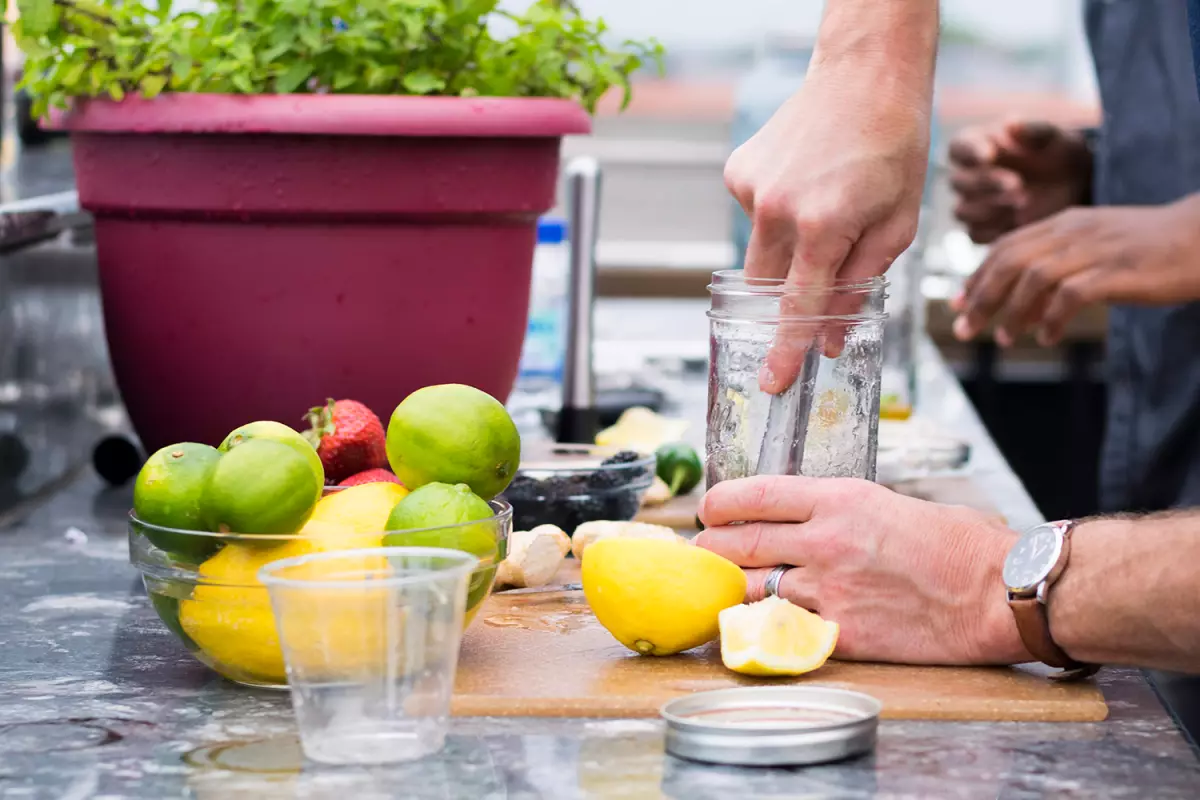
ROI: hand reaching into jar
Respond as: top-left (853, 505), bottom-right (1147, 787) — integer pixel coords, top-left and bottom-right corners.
top-left (724, 0), bottom-right (938, 394)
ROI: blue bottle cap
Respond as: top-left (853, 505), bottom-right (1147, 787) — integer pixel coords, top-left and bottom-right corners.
top-left (537, 218), bottom-right (567, 245)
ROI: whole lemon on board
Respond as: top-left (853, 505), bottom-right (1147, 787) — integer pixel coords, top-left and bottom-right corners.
top-left (582, 538), bottom-right (747, 656)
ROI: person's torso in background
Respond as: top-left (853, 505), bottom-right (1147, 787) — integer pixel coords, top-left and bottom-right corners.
top-left (1087, 0), bottom-right (1200, 511)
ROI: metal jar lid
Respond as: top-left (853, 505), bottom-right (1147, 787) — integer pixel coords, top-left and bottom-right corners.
top-left (661, 686), bottom-right (882, 767)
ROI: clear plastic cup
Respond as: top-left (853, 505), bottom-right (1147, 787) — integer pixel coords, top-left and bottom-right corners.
top-left (258, 547), bottom-right (478, 766)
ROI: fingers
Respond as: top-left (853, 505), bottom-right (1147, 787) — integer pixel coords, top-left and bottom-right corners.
top-left (1037, 272), bottom-right (1101, 345)
top-left (949, 167), bottom-right (1022, 202)
top-left (947, 126), bottom-right (999, 169)
top-left (1004, 120), bottom-right (1060, 150)
top-left (820, 219), bottom-right (909, 358)
top-left (698, 475), bottom-right (822, 527)
top-left (758, 231), bottom-right (852, 395)
top-left (696, 522), bottom-right (813, 570)
top-left (953, 226), bottom-right (1051, 341)
top-left (743, 566), bottom-right (819, 609)
top-left (991, 260), bottom-right (1062, 343)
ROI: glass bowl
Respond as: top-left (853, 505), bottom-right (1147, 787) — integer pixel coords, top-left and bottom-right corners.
top-left (500, 444), bottom-right (655, 534)
top-left (128, 500), bottom-right (511, 688)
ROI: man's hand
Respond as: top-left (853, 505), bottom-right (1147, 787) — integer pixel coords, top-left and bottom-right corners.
top-left (724, 0), bottom-right (937, 394)
top-left (948, 120), bottom-right (1093, 244)
top-left (951, 197), bottom-right (1200, 346)
top-left (695, 476), bottom-right (1029, 665)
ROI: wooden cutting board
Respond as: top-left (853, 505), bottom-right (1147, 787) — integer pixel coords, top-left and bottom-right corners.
top-left (452, 474), bottom-right (1104, 722)
top-left (453, 563), bottom-right (1107, 722)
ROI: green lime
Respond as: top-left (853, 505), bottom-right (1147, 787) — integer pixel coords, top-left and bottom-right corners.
top-left (465, 564), bottom-right (498, 613)
top-left (382, 482), bottom-right (498, 560)
top-left (134, 442), bottom-right (222, 561)
top-left (202, 440), bottom-right (320, 537)
top-left (148, 591), bottom-right (200, 652)
top-left (386, 384), bottom-right (520, 501)
top-left (220, 420), bottom-right (324, 503)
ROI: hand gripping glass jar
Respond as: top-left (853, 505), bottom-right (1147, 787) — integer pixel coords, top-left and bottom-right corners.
top-left (706, 271), bottom-right (888, 488)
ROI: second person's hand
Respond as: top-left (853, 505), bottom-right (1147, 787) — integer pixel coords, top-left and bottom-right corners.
top-left (948, 119), bottom-right (1093, 244)
top-left (951, 198), bottom-right (1200, 346)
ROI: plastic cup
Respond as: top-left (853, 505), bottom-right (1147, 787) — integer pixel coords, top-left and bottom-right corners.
top-left (258, 547), bottom-right (478, 766)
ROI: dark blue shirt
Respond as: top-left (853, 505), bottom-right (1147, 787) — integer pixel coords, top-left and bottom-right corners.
top-left (1087, 0), bottom-right (1200, 511)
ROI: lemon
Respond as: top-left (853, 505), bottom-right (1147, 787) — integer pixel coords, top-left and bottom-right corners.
top-left (719, 595), bottom-right (839, 677)
top-left (595, 406), bottom-right (689, 452)
top-left (308, 481), bottom-right (409, 534)
top-left (179, 539), bottom-right (313, 683)
top-left (178, 522), bottom-right (392, 684)
top-left (582, 538), bottom-right (746, 656)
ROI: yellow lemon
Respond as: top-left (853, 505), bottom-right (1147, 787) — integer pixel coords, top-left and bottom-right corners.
top-left (582, 538), bottom-right (746, 656)
top-left (180, 539), bottom-right (313, 684)
top-left (719, 596), bottom-right (839, 677)
top-left (308, 482), bottom-right (409, 534)
top-left (595, 406), bottom-right (689, 451)
top-left (179, 522), bottom-right (394, 684)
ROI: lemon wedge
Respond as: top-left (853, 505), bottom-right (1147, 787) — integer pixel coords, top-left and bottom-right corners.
top-left (719, 596), bottom-right (839, 676)
top-left (595, 407), bottom-right (689, 451)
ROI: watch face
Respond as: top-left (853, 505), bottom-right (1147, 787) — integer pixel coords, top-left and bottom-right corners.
top-left (1002, 524), bottom-right (1064, 593)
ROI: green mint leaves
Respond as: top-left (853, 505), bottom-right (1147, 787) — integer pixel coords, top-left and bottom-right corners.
top-left (16, 0), bottom-right (664, 119)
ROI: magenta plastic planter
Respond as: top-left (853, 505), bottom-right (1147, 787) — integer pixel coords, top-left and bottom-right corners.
top-left (59, 94), bottom-right (590, 453)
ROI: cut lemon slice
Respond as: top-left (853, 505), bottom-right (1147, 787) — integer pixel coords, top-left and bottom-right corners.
top-left (595, 407), bottom-right (689, 451)
top-left (719, 596), bottom-right (839, 677)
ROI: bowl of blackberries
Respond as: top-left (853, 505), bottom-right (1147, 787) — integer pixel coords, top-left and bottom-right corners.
top-left (501, 444), bottom-right (656, 534)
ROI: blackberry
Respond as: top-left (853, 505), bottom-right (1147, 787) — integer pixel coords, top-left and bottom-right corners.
top-left (502, 474), bottom-right (542, 501)
top-left (586, 468), bottom-right (625, 492)
top-left (600, 450), bottom-right (642, 466)
top-left (602, 491), bottom-right (641, 522)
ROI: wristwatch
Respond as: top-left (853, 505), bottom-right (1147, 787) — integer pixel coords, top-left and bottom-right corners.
top-left (1002, 520), bottom-right (1098, 680)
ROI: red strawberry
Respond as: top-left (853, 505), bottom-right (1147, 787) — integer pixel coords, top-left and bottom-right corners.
top-left (303, 398), bottom-right (388, 484)
top-left (339, 468), bottom-right (402, 488)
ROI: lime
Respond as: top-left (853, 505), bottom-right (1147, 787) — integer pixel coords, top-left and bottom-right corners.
top-left (134, 442), bottom-right (222, 560)
top-left (202, 440), bottom-right (320, 537)
top-left (382, 482), bottom-right (498, 559)
top-left (386, 384), bottom-right (520, 501)
top-left (148, 591), bottom-right (200, 652)
top-left (220, 420), bottom-right (324, 503)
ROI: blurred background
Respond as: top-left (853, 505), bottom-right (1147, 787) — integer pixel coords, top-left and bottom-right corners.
top-left (0, 0), bottom-right (1107, 522)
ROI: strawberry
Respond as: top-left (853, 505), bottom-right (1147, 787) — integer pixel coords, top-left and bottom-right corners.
top-left (303, 398), bottom-right (388, 485)
top-left (339, 468), bottom-right (402, 488)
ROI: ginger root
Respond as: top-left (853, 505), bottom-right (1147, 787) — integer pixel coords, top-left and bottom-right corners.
top-left (495, 524), bottom-right (570, 588)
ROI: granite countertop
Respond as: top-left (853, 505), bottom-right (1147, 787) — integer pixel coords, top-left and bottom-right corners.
top-left (1, 320), bottom-right (1198, 797)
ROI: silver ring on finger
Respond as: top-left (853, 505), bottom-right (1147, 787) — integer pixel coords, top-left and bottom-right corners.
top-left (764, 565), bottom-right (793, 598)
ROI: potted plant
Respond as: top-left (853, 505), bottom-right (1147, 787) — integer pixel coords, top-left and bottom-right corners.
top-left (15, 0), bottom-right (659, 452)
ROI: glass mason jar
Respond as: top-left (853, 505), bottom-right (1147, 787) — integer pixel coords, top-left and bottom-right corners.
top-left (706, 272), bottom-right (888, 487)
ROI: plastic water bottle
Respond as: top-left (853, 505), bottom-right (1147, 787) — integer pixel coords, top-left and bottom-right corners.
top-left (509, 218), bottom-right (569, 434)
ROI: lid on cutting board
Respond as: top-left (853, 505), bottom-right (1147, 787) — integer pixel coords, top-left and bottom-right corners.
top-left (660, 686), bottom-right (881, 767)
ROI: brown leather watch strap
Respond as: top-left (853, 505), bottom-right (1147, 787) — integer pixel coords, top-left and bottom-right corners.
top-left (1009, 596), bottom-right (1078, 669)
top-left (1007, 522), bottom-right (1099, 681)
